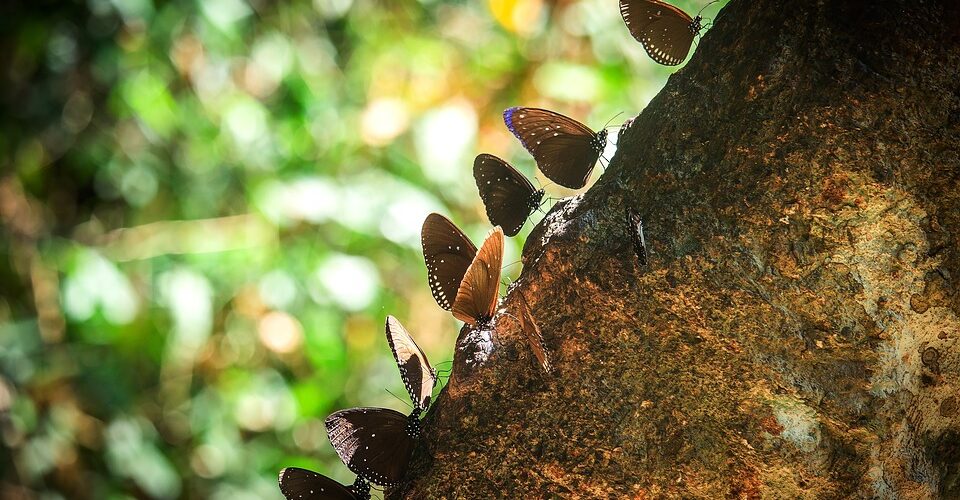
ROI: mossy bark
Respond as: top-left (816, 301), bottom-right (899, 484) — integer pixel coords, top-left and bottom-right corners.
top-left (399, 0), bottom-right (960, 497)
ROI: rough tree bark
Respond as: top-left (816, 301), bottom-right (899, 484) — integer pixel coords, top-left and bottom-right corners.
top-left (400, 0), bottom-right (960, 497)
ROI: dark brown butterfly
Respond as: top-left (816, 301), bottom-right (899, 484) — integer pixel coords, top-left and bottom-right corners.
top-left (325, 407), bottom-right (421, 487)
top-left (503, 107), bottom-right (607, 189)
top-left (278, 467), bottom-right (371, 500)
top-left (474, 153), bottom-right (544, 237)
top-left (452, 227), bottom-right (504, 328)
top-left (421, 213), bottom-right (477, 311)
top-left (620, 0), bottom-right (703, 66)
top-left (516, 294), bottom-right (551, 374)
top-left (628, 209), bottom-right (648, 266)
top-left (385, 315), bottom-right (436, 412)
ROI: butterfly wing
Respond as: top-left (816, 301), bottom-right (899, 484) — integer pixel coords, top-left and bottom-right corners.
top-left (421, 213), bottom-right (478, 311)
top-left (620, 0), bottom-right (683, 33)
top-left (278, 467), bottom-right (362, 500)
top-left (640, 14), bottom-right (696, 66)
top-left (452, 227), bottom-right (504, 327)
top-left (503, 107), bottom-right (604, 189)
top-left (385, 316), bottom-right (436, 412)
top-left (473, 154), bottom-right (542, 237)
top-left (325, 408), bottom-right (417, 487)
top-left (620, 0), bottom-right (696, 66)
top-left (516, 294), bottom-right (551, 374)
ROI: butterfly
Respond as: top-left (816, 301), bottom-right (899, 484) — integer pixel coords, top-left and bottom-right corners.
top-left (619, 0), bottom-right (704, 66)
top-left (324, 317), bottom-right (437, 487)
top-left (627, 209), bottom-right (648, 266)
top-left (278, 467), bottom-right (371, 500)
top-left (421, 213), bottom-right (477, 311)
top-left (325, 406), bottom-right (422, 487)
top-left (385, 315), bottom-right (437, 412)
top-left (516, 294), bottom-right (551, 374)
top-left (474, 153), bottom-right (544, 237)
top-left (452, 227), bottom-right (504, 328)
top-left (503, 107), bottom-right (608, 190)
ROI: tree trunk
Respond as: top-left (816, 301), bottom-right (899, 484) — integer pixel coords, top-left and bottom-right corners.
top-left (401, 0), bottom-right (960, 497)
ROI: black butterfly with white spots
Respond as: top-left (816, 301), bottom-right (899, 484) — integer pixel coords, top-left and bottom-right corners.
top-left (323, 316), bottom-right (436, 488)
top-left (503, 107), bottom-right (607, 189)
top-left (474, 153), bottom-right (544, 237)
top-left (278, 467), bottom-right (371, 500)
top-left (325, 406), bottom-right (422, 487)
top-left (620, 0), bottom-right (704, 66)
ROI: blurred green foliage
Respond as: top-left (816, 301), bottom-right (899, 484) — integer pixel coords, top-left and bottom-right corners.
top-left (0, 0), bottom-right (724, 498)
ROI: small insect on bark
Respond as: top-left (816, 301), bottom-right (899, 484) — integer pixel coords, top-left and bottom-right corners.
top-left (627, 209), bottom-right (648, 266)
top-left (516, 293), bottom-right (551, 374)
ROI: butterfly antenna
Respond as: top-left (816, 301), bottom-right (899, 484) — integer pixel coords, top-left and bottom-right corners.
top-left (503, 260), bottom-right (522, 270)
top-left (384, 388), bottom-right (413, 409)
top-left (697, 0), bottom-right (720, 18)
top-left (433, 359), bottom-right (453, 368)
top-left (601, 111), bottom-right (625, 131)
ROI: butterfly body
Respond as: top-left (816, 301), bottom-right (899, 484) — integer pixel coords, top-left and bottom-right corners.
top-left (689, 15), bottom-right (703, 35)
top-left (405, 407), bottom-right (423, 438)
top-left (620, 0), bottom-right (703, 66)
top-left (503, 107), bottom-right (607, 189)
top-left (530, 189), bottom-right (546, 211)
top-left (278, 467), bottom-right (371, 500)
top-left (590, 130), bottom-right (608, 157)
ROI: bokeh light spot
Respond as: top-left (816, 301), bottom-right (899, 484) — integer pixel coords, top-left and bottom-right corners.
top-left (62, 249), bottom-right (139, 325)
top-left (258, 311), bottom-right (304, 354)
top-left (311, 255), bottom-right (380, 311)
top-left (414, 99), bottom-right (477, 184)
top-left (361, 98), bottom-right (410, 146)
